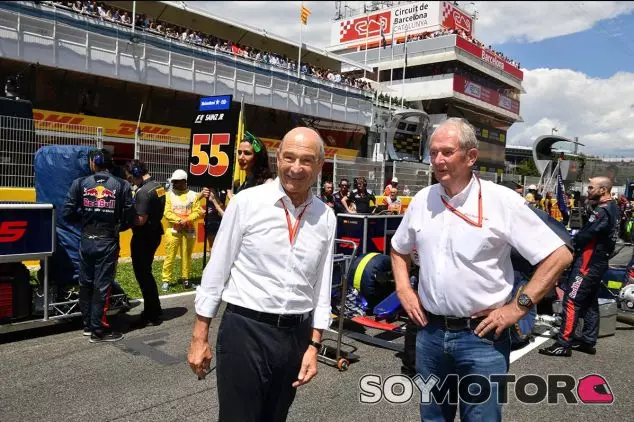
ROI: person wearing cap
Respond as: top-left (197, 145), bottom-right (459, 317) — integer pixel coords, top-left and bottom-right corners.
top-left (188, 127), bottom-right (336, 421)
top-left (384, 177), bottom-right (399, 196)
top-left (62, 148), bottom-right (134, 343)
top-left (390, 118), bottom-right (572, 421)
top-left (161, 169), bottom-right (202, 291)
top-left (125, 159), bottom-right (166, 326)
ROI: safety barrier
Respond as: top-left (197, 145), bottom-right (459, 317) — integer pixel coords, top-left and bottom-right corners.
top-left (0, 115), bottom-right (103, 188)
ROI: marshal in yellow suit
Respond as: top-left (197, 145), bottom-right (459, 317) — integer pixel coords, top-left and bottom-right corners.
top-left (161, 188), bottom-right (202, 288)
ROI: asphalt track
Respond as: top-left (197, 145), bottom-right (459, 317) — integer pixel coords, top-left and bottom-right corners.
top-left (1, 293), bottom-right (632, 422)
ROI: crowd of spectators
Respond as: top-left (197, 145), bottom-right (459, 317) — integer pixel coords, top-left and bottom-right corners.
top-left (43, 1), bottom-right (374, 92)
top-left (40, 1), bottom-right (519, 92)
top-left (395, 28), bottom-right (521, 70)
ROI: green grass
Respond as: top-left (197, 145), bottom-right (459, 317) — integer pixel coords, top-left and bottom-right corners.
top-left (115, 257), bottom-right (206, 299)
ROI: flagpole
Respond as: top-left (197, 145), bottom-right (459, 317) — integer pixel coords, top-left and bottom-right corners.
top-left (389, 35), bottom-right (394, 108)
top-left (363, 13), bottom-right (370, 79)
top-left (298, 2), bottom-right (303, 79)
top-left (401, 30), bottom-right (407, 108)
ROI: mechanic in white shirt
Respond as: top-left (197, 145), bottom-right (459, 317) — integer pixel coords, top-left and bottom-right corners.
top-left (390, 118), bottom-right (572, 422)
top-left (188, 127), bottom-right (335, 422)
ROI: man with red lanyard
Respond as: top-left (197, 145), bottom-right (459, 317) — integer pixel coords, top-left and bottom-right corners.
top-left (187, 127), bottom-right (336, 421)
top-left (390, 118), bottom-right (573, 422)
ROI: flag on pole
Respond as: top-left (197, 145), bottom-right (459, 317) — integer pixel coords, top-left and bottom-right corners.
top-left (380, 25), bottom-right (386, 49)
top-left (556, 165), bottom-right (569, 222)
top-left (403, 35), bottom-right (408, 67)
top-left (300, 4), bottom-right (311, 25)
top-left (233, 99), bottom-right (247, 187)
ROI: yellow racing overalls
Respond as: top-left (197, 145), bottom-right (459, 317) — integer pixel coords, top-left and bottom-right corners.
top-left (161, 189), bottom-right (201, 284)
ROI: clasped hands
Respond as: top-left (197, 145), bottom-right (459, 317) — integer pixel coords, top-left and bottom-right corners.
top-left (395, 285), bottom-right (528, 339)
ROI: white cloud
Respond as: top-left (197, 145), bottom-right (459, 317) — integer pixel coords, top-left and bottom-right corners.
top-left (472, 1), bottom-right (634, 44)
top-left (508, 69), bottom-right (634, 157)
top-left (188, 1), bottom-right (634, 48)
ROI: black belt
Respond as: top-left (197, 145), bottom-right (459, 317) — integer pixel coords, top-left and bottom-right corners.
top-left (225, 303), bottom-right (311, 328)
top-left (425, 311), bottom-right (484, 331)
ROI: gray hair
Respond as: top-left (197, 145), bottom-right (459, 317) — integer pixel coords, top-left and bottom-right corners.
top-left (430, 117), bottom-right (479, 150)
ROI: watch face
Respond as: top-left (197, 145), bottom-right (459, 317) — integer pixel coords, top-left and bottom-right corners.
top-left (518, 294), bottom-right (532, 307)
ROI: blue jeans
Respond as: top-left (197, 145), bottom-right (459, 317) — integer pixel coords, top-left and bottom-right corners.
top-left (416, 322), bottom-right (511, 422)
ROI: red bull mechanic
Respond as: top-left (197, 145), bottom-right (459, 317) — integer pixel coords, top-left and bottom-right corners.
top-left (62, 149), bottom-right (134, 343)
top-left (539, 176), bottom-right (619, 356)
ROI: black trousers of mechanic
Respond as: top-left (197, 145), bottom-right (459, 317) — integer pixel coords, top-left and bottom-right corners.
top-left (79, 236), bottom-right (118, 336)
top-left (215, 304), bottom-right (312, 422)
top-left (131, 230), bottom-right (163, 319)
top-left (557, 258), bottom-right (606, 348)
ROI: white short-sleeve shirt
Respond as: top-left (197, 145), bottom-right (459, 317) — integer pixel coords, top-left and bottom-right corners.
top-left (391, 174), bottom-right (565, 317)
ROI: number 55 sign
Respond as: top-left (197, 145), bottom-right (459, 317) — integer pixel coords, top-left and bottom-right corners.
top-left (187, 95), bottom-right (239, 188)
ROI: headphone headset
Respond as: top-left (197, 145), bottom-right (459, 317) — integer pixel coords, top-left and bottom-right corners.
top-left (130, 160), bottom-right (143, 178)
top-left (91, 149), bottom-right (105, 166)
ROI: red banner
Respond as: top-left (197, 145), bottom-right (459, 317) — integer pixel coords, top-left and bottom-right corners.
top-left (441, 1), bottom-right (473, 38)
top-left (455, 36), bottom-right (523, 80)
top-left (338, 11), bottom-right (391, 43)
top-left (453, 74), bottom-right (520, 115)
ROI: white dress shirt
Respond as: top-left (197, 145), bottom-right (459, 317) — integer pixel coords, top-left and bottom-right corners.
top-left (391, 174), bottom-right (565, 317)
top-left (194, 178), bottom-right (337, 329)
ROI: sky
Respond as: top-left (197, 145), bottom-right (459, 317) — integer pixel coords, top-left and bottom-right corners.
top-left (187, 1), bottom-right (634, 158)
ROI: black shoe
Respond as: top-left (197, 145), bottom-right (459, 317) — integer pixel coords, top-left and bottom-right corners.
top-left (82, 327), bottom-right (91, 337)
top-left (131, 312), bottom-right (162, 328)
top-left (538, 343), bottom-right (571, 357)
top-left (571, 340), bottom-right (596, 355)
top-left (89, 332), bottom-right (124, 343)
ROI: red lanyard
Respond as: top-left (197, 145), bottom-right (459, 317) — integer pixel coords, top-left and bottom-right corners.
top-left (440, 176), bottom-right (483, 228)
top-left (280, 199), bottom-right (310, 245)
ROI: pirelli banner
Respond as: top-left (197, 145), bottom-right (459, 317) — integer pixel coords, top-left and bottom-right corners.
top-left (187, 95), bottom-right (239, 189)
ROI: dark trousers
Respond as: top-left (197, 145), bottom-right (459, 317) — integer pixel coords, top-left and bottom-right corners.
top-left (131, 231), bottom-right (162, 318)
top-left (402, 321), bottom-right (418, 370)
top-left (215, 306), bottom-right (312, 422)
top-left (558, 259), bottom-right (605, 347)
top-left (79, 236), bottom-right (118, 335)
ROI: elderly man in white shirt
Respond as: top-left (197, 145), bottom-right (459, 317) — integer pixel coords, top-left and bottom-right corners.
top-left (390, 118), bottom-right (572, 422)
top-left (188, 127), bottom-right (335, 422)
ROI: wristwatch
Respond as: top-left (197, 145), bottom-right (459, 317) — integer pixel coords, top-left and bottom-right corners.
top-left (517, 293), bottom-right (534, 310)
top-left (309, 340), bottom-right (322, 350)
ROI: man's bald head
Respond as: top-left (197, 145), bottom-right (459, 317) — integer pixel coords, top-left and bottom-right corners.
top-left (280, 127), bottom-right (325, 161)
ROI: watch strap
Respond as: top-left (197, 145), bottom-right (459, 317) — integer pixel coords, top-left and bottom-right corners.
top-left (309, 340), bottom-right (322, 350)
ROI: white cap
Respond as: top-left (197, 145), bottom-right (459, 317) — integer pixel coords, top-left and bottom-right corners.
top-left (392, 177), bottom-right (399, 183)
top-left (528, 184), bottom-right (537, 190)
top-left (170, 169), bottom-right (188, 181)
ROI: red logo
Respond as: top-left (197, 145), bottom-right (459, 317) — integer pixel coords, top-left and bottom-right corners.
top-left (452, 10), bottom-right (472, 32)
top-left (577, 375), bottom-right (614, 404)
top-left (441, 2), bottom-right (473, 37)
top-left (339, 11), bottom-right (391, 43)
top-left (0, 221), bottom-right (27, 243)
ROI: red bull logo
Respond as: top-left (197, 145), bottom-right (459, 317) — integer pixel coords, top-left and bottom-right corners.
top-left (83, 186), bottom-right (116, 209)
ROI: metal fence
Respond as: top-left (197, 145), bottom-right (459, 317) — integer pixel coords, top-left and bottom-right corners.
top-left (137, 134), bottom-right (190, 187)
top-left (332, 155), bottom-right (385, 194)
top-left (392, 161), bottom-right (432, 195)
top-left (0, 115), bottom-right (103, 188)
